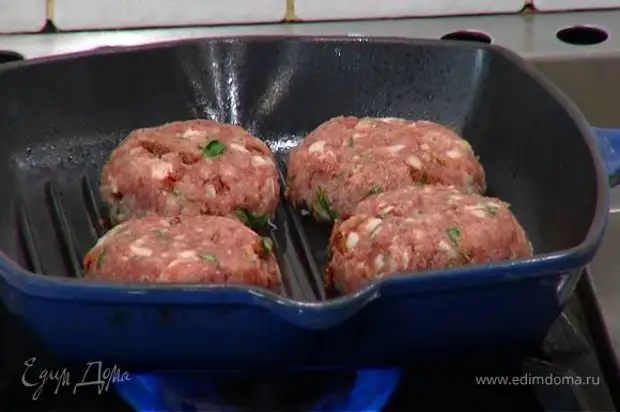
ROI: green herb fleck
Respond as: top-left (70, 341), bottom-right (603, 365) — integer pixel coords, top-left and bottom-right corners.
top-left (153, 229), bottom-right (166, 239)
top-left (484, 203), bottom-right (499, 215)
top-left (171, 187), bottom-right (183, 197)
top-left (417, 176), bottom-right (427, 186)
top-left (348, 137), bottom-right (355, 147)
top-left (200, 139), bottom-right (226, 159)
top-left (199, 253), bottom-right (221, 268)
top-left (336, 171), bottom-right (345, 181)
top-left (447, 227), bottom-right (461, 246)
top-left (367, 185), bottom-right (384, 196)
top-left (233, 208), bottom-right (269, 228)
top-left (316, 187), bottom-right (339, 220)
top-left (259, 237), bottom-right (274, 258)
top-left (96, 247), bottom-right (107, 270)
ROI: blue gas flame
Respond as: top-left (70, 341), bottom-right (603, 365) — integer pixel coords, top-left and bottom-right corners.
top-left (115, 368), bottom-right (402, 412)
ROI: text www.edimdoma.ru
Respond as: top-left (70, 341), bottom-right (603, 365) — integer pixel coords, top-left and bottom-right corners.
top-left (475, 374), bottom-right (600, 387)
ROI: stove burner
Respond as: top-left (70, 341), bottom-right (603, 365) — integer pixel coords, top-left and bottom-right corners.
top-left (115, 369), bottom-right (402, 411)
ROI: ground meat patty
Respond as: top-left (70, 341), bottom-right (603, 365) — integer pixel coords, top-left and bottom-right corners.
top-left (100, 120), bottom-right (280, 227)
top-left (326, 185), bottom-right (532, 294)
top-left (286, 116), bottom-right (486, 221)
top-left (83, 215), bottom-right (281, 291)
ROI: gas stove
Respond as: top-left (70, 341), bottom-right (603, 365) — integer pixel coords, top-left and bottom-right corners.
top-left (0, 291), bottom-right (614, 412)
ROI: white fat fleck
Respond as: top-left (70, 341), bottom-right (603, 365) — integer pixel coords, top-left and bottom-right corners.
top-left (161, 253), bottom-right (170, 258)
top-left (151, 162), bottom-right (173, 180)
top-left (463, 174), bottom-right (475, 186)
top-left (405, 155), bottom-right (423, 170)
top-left (130, 245), bottom-right (153, 257)
top-left (173, 235), bottom-right (186, 240)
top-left (470, 209), bottom-right (487, 218)
top-left (266, 178), bottom-right (276, 195)
top-left (166, 259), bottom-right (185, 269)
top-left (380, 206), bottom-right (394, 216)
top-left (438, 240), bottom-right (459, 258)
top-left (460, 140), bottom-right (473, 150)
top-left (230, 143), bottom-right (249, 153)
top-left (449, 195), bottom-right (464, 201)
top-left (177, 250), bottom-right (197, 259)
top-left (374, 254), bottom-right (386, 270)
top-left (352, 132), bottom-right (363, 139)
top-left (446, 149), bottom-right (463, 159)
top-left (487, 201), bottom-right (501, 208)
top-left (386, 144), bottom-right (406, 154)
top-left (370, 227), bottom-right (382, 239)
top-left (420, 143), bottom-right (430, 151)
top-left (380, 117), bottom-right (404, 123)
top-left (355, 119), bottom-right (373, 130)
top-left (108, 178), bottom-right (119, 194)
top-left (251, 155), bottom-right (270, 167)
top-left (181, 128), bottom-right (202, 138)
top-left (413, 230), bottom-right (425, 241)
top-left (423, 186), bottom-right (433, 193)
top-left (346, 232), bottom-right (360, 250)
top-left (389, 257), bottom-right (399, 272)
top-left (402, 251), bottom-right (410, 267)
top-left (366, 218), bottom-right (383, 235)
top-left (308, 140), bottom-right (326, 153)
top-left (133, 237), bottom-right (146, 246)
top-left (205, 183), bottom-right (217, 198)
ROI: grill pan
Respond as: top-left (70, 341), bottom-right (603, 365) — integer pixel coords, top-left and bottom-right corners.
top-left (0, 36), bottom-right (617, 370)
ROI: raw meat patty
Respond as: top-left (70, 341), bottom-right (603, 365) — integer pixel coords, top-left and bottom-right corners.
top-left (326, 185), bottom-right (532, 294)
top-left (286, 116), bottom-right (486, 221)
top-left (100, 120), bottom-right (280, 227)
top-left (83, 215), bottom-right (281, 291)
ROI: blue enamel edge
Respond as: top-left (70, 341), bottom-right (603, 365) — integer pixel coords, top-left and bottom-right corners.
top-left (592, 127), bottom-right (620, 187)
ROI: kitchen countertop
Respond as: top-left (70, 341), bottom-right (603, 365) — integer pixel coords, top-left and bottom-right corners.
top-left (0, 10), bottom-right (619, 60)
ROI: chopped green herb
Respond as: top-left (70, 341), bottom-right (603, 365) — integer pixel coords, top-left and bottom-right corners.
top-left (447, 227), bottom-right (461, 246)
top-left (96, 247), bottom-right (107, 270)
top-left (336, 171), bottom-right (345, 180)
top-left (416, 176), bottom-right (427, 186)
top-left (484, 203), bottom-right (499, 215)
top-left (171, 187), bottom-right (183, 197)
top-left (233, 208), bottom-right (269, 228)
top-left (153, 229), bottom-right (166, 239)
top-left (316, 187), bottom-right (339, 220)
top-left (199, 253), bottom-right (221, 268)
top-left (259, 237), bottom-right (274, 257)
top-left (200, 139), bottom-right (226, 159)
top-left (367, 186), bottom-right (384, 196)
top-left (347, 137), bottom-right (355, 147)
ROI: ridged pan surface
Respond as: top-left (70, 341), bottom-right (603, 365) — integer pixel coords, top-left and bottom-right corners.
top-left (0, 36), bottom-right (607, 369)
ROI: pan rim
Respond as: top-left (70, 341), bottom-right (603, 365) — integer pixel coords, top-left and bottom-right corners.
top-left (0, 35), bottom-right (608, 312)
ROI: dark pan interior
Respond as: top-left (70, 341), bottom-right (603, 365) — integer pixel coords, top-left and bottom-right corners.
top-left (0, 37), bottom-right (598, 303)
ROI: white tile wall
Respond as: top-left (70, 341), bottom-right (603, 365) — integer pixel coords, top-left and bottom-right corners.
top-left (0, 0), bottom-right (47, 34)
top-left (533, 0), bottom-right (620, 11)
top-left (293, 0), bottom-right (524, 21)
top-left (52, 0), bottom-right (287, 31)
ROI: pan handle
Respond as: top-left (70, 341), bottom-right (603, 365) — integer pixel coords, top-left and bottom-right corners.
top-left (592, 127), bottom-right (620, 187)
